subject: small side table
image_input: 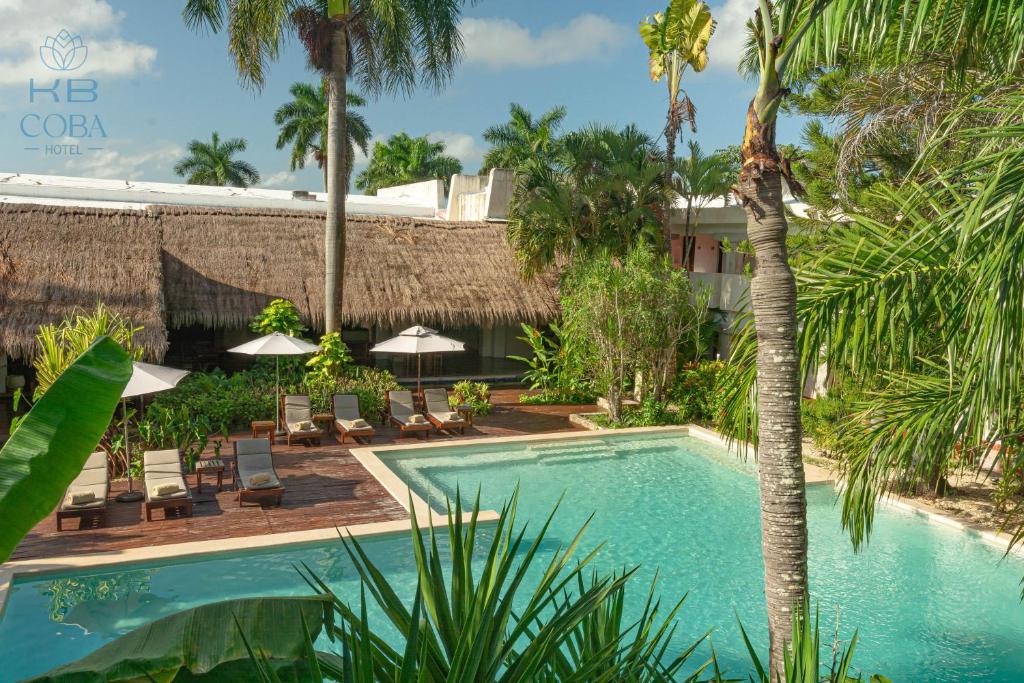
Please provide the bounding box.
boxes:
[457,404,474,426]
[251,420,275,440]
[196,459,226,493]
[313,413,334,434]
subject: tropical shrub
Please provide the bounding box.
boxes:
[448,380,492,415]
[671,360,736,427]
[593,397,682,429]
[509,322,596,404]
[305,331,353,381]
[800,375,867,458]
[250,298,307,337]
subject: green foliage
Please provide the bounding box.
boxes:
[0,337,131,563]
[671,361,736,427]
[251,298,307,337]
[594,398,683,429]
[32,303,142,400]
[509,322,596,404]
[137,404,212,473]
[173,131,260,187]
[480,103,567,173]
[305,332,353,381]
[448,380,491,416]
[31,596,334,682]
[507,124,670,277]
[150,368,275,434]
[800,375,867,457]
[674,141,735,230]
[355,132,462,194]
[562,245,709,420]
[299,365,400,422]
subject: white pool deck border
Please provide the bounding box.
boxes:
[2,424,1021,620]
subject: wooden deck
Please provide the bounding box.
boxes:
[11,391,593,562]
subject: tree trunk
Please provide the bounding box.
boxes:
[324,24,348,334]
[663,122,677,254]
[739,101,808,677]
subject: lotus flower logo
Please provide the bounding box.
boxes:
[40,29,88,71]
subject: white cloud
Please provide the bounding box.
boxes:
[461,14,628,69]
[429,131,485,170]
[0,0,156,86]
[260,171,298,189]
[59,140,182,180]
[708,0,757,73]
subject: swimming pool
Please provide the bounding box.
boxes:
[2,430,1023,680]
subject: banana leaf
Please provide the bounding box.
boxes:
[0,336,131,562]
[29,596,335,682]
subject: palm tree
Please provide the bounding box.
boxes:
[640,0,715,250]
[183,0,469,334]
[480,103,567,173]
[274,81,371,191]
[355,132,462,195]
[713,0,1024,675]
[507,124,668,277]
[673,140,734,252]
[172,132,260,187]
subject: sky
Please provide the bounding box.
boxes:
[0,0,808,194]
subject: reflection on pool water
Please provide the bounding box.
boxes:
[2,432,1023,681]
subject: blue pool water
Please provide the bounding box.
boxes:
[2,432,1023,680]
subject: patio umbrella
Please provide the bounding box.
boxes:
[370,326,465,395]
[228,332,320,435]
[117,362,190,503]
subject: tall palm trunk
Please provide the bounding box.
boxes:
[663,120,677,254]
[739,101,807,676]
[324,24,348,333]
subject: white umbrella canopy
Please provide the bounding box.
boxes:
[122,362,190,398]
[227,332,321,356]
[370,326,465,394]
[228,332,321,435]
[118,362,190,503]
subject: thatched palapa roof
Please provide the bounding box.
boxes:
[0,203,559,360]
[0,204,168,360]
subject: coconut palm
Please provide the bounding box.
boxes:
[354,132,462,195]
[183,0,470,333]
[507,124,669,277]
[673,140,734,243]
[480,103,567,173]
[640,0,715,250]
[713,0,1024,675]
[172,132,260,187]
[274,81,371,191]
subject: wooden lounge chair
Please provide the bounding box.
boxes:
[56,451,109,531]
[283,394,325,446]
[423,388,468,434]
[333,394,375,444]
[388,390,431,439]
[143,449,193,521]
[233,438,284,507]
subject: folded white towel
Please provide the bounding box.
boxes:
[408,414,426,424]
[292,420,314,431]
[67,490,97,506]
[152,482,182,497]
[350,418,370,429]
[249,473,272,486]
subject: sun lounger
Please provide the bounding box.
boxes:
[233,438,284,507]
[56,451,109,531]
[423,388,467,434]
[143,449,193,521]
[283,394,325,446]
[388,390,431,439]
[333,394,375,444]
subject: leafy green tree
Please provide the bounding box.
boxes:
[355,132,462,194]
[640,0,715,248]
[480,103,567,173]
[184,0,471,334]
[172,132,260,187]
[508,124,669,277]
[274,81,372,191]
[251,298,307,337]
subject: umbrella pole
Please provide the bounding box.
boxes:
[275,355,283,436]
[417,354,422,399]
[115,397,143,503]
